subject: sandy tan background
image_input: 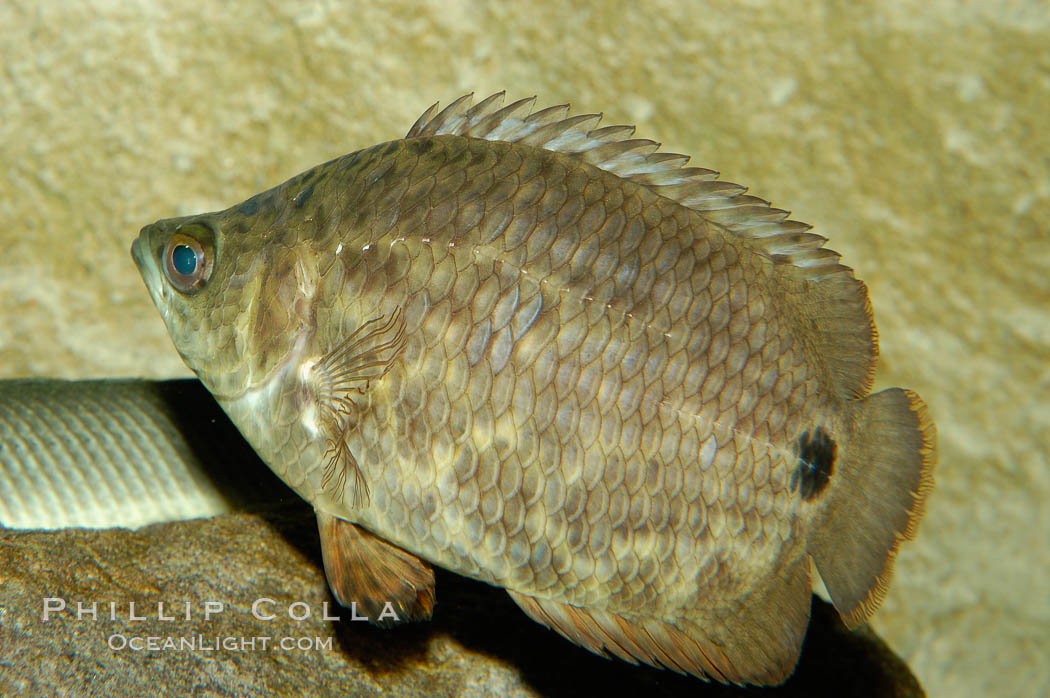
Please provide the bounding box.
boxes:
[1,1,1047,695]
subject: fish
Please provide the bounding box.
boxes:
[131,92,936,685]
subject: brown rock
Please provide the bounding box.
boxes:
[1,508,921,696]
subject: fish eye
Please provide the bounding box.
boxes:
[172,244,197,275]
[163,232,210,292]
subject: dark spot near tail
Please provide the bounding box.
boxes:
[293,181,316,208]
[790,426,836,501]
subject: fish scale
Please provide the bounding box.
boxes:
[133,92,936,685]
[318,135,807,611]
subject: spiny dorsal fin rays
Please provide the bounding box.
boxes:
[585,123,638,147]
[632,164,719,187]
[463,91,506,125]
[467,96,538,140]
[405,92,851,282]
[518,113,604,150]
[409,92,475,138]
[406,101,438,139]
[579,139,662,175]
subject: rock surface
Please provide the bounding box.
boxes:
[1,1,1047,696]
[0,510,922,697]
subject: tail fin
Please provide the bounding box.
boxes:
[809,388,936,628]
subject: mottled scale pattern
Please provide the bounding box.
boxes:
[209,135,826,619]
[133,93,938,685]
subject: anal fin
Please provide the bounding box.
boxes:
[507,555,811,686]
[316,510,435,628]
[507,589,734,681]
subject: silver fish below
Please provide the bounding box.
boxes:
[0,379,287,529]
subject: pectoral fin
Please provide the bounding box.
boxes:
[312,308,408,505]
[316,510,435,628]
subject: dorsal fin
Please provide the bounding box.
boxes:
[406,92,878,398]
[406,92,854,281]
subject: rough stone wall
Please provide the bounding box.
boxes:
[1,2,1047,696]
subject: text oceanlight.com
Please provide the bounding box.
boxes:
[107,635,332,652]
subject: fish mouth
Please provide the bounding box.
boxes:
[130,231,147,270]
[131,228,167,312]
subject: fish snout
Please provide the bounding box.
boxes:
[131,225,168,311]
[130,225,154,271]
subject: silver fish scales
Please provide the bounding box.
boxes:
[132,92,936,685]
